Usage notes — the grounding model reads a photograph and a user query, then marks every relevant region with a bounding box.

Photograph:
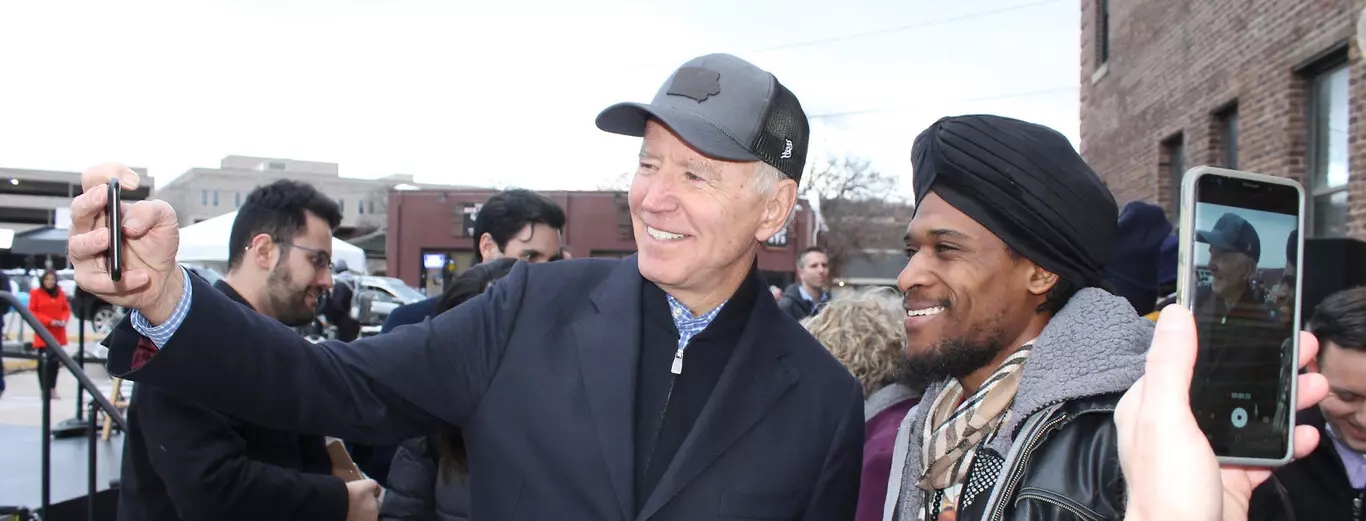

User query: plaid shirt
[665,293,725,353]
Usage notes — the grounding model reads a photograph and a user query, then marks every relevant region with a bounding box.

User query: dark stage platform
[0,424,122,520]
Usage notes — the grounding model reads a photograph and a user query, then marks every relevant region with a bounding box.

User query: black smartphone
[108,178,123,282]
[1177,166,1304,467]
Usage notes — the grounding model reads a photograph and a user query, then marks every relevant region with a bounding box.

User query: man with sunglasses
[116,180,381,521]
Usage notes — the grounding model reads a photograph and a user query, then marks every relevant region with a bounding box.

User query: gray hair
[752,162,787,196]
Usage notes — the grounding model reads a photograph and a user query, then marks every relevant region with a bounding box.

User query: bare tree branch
[800,155,911,278]
[595,171,632,192]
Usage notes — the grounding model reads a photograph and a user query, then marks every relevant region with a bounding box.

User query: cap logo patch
[780,139,793,159]
[667,67,722,103]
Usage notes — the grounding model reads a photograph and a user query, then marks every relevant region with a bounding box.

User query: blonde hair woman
[802,287,920,521]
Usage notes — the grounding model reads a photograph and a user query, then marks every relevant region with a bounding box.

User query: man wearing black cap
[882,114,1155,520]
[1194,212,1273,327]
[74,53,864,520]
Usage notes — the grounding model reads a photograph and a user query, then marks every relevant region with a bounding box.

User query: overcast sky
[0,0,1080,198]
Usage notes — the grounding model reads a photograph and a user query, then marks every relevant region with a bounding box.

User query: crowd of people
[49,52,1362,521]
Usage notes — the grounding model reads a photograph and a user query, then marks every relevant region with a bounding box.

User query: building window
[368,200,375,214]
[1308,64,1351,238]
[234,192,241,208]
[338,199,345,214]
[358,199,365,215]
[1162,133,1185,218]
[1215,105,1238,169]
[268,161,286,170]
[1096,0,1110,65]
[212,190,219,207]
[613,193,632,237]
[201,189,208,206]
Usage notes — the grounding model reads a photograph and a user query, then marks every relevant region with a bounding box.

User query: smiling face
[1207,245,1256,299]
[629,120,796,307]
[264,211,335,326]
[1272,261,1297,324]
[895,192,1057,385]
[1318,341,1366,452]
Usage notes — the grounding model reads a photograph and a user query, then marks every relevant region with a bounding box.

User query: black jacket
[115,279,348,521]
[776,283,819,322]
[106,256,864,521]
[379,437,470,521]
[1248,408,1366,521]
[957,395,1126,521]
[883,288,1152,521]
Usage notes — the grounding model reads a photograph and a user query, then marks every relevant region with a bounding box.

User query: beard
[895,314,1009,393]
[266,266,319,327]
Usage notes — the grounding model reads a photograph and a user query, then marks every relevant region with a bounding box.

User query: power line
[745,0,1067,55]
[620,0,1067,72]
[809,86,1078,120]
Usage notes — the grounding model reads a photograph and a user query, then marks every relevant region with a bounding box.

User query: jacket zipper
[988,416,1067,520]
[643,347,686,475]
[1353,490,1362,520]
[1012,490,1104,521]
[983,401,1070,521]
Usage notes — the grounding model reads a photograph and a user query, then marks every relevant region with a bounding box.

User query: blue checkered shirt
[665,293,725,353]
[130,265,195,348]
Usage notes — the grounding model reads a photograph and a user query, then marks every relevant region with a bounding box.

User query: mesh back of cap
[750,78,810,184]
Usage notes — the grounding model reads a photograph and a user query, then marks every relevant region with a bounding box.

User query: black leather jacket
[957,393,1126,521]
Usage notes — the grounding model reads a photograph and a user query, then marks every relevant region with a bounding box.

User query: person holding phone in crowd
[69,52,863,520]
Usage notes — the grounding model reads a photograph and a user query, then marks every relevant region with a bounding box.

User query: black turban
[911,114,1118,287]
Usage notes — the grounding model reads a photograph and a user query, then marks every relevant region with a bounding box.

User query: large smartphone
[1177,165,1304,467]
[107,178,123,282]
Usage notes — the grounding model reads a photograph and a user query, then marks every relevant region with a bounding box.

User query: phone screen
[1188,173,1300,460]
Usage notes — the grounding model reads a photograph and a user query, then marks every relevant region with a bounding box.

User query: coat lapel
[573,256,644,521]
[636,273,800,521]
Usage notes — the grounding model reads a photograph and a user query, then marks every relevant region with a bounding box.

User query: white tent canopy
[177,211,368,274]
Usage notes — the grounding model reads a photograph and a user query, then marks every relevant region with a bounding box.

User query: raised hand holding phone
[1176,166,1306,467]
[67,164,184,324]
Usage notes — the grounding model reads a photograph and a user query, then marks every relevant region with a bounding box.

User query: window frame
[1304,53,1351,238]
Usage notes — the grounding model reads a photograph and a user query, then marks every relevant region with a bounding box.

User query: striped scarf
[917,344,1033,491]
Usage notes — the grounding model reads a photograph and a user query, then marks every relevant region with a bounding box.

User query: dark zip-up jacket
[1249,407,1366,521]
[882,288,1152,521]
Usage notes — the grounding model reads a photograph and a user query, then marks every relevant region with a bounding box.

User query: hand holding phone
[107,178,122,282]
[1115,306,1328,521]
[1177,166,1305,467]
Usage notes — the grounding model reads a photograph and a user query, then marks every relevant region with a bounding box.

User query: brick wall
[1080,0,1366,240]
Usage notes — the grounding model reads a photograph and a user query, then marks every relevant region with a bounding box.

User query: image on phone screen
[1189,175,1299,461]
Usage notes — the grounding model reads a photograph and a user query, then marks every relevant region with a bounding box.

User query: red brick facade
[1079,0,1366,240]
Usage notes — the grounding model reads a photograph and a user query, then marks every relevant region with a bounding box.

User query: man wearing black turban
[884,115,1155,521]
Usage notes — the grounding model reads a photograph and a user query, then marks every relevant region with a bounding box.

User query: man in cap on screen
[1194,212,1273,327]
[882,114,1154,520]
[79,53,864,520]
[1190,213,1286,457]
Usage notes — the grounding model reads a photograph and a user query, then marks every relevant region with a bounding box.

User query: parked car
[3,269,34,309]
[333,273,425,335]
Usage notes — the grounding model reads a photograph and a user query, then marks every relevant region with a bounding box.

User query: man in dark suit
[70,53,863,520]
[115,180,381,521]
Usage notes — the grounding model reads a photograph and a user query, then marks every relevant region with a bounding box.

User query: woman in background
[380,258,518,521]
[28,270,70,400]
[801,287,919,521]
